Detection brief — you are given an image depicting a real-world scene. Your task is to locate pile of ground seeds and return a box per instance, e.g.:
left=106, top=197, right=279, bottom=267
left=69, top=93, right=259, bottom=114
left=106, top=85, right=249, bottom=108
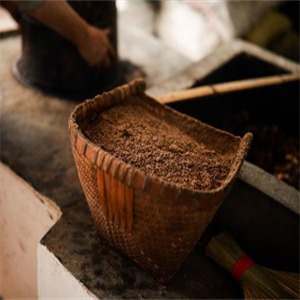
left=83, top=103, right=234, bottom=191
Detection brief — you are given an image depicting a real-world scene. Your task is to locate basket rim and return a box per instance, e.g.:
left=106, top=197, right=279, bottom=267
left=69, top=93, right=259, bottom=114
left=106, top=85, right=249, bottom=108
left=68, top=78, right=253, bottom=197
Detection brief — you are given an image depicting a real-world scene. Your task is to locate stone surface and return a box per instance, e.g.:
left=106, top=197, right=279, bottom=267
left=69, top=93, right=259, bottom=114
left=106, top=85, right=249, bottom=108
left=1, top=33, right=299, bottom=299
left=0, top=26, right=190, bottom=299
left=0, top=34, right=239, bottom=298
left=119, top=25, right=192, bottom=87
left=147, top=39, right=299, bottom=97
left=0, top=26, right=191, bottom=210
left=38, top=244, right=98, bottom=299
left=41, top=199, right=241, bottom=299
left=212, top=175, right=299, bottom=273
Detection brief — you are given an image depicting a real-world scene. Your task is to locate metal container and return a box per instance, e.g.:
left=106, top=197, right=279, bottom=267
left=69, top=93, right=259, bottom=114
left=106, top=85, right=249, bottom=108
left=13, top=1, right=118, bottom=97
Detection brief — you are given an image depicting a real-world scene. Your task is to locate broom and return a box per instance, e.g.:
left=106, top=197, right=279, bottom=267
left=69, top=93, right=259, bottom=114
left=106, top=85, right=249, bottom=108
left=205, top=231, right=299, bottom=299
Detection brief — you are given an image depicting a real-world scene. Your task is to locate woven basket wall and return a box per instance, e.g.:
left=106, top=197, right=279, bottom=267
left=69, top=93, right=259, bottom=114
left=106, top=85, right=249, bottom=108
left=68, top=79, right=252, bottom=282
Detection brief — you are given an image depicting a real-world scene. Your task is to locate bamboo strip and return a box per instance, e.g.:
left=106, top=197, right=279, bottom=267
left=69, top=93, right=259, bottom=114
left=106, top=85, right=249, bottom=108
left=157, top=86, right=214, bottom=104
left=125, top=186, right=134, bottom=233
left=110, top=176, right=120, bottom=224
left=117, top=181, right=126, bottom=230
left=281, top=73, right=300, bottom=83
left=97, top=168, right=108, bottom=218
left=157, top=74, right=300, bottom=104
left=104, top=172, right=113, bottom=222
left=97, top=169, right=107, bottom=218
left=213, top=76, right=281, bottom=93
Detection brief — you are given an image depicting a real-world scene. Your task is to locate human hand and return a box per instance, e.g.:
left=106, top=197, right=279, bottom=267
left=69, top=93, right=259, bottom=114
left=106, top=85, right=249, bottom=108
left=77, top=25, right=116, bottom=69
left=23, top=1, right=116, bottom=69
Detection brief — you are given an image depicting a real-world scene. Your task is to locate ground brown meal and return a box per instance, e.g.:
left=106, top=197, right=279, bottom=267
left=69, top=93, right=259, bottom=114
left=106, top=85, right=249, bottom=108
left=83, top=103, right=233, bottom=191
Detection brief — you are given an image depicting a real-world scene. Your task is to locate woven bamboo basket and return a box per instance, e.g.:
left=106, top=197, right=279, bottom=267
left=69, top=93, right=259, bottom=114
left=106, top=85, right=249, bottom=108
left=68, top=79, right=252, bottom=282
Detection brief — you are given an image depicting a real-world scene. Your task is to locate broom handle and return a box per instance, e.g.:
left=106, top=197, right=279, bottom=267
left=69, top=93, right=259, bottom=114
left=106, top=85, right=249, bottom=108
left=205, top=231, right=246, bottom=274
left=157, top=74, right=300, bottom=104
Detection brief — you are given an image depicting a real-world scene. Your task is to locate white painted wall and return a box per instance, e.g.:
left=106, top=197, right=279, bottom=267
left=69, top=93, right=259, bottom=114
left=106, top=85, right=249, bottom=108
left=0, top=163, right=61, bottom=299
left=38, top=244, right=98, bottom=300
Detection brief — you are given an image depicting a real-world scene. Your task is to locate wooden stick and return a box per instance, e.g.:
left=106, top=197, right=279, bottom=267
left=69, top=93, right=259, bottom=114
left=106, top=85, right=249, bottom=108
left=156, top=74, right=300, bottom=104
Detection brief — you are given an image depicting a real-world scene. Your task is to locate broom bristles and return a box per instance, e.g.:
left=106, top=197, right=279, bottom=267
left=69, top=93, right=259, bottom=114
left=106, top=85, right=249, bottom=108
left=206, top=232, right=299, bottom=299
left=242, top=280, right=272, bottom=300
left=262, top=267, right=300, bottom=299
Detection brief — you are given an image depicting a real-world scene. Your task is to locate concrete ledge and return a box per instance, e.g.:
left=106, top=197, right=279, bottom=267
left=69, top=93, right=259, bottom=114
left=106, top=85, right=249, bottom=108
left=0, top=28, right=191, bottom=299
left=1, top=35, right=298, bottom=298
left=0, top=163, right=61, bottom=299
left=212, top=162, right=299, bottom=272
left=39, top=199, right=241, bottom=299
left=147, top=39, right=300, bottom=97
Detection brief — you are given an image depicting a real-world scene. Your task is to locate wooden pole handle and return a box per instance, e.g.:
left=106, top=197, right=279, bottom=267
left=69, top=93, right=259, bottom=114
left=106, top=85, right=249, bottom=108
left=156, top=74, right=300, bottom=104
